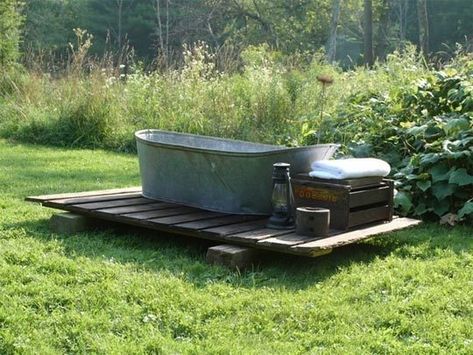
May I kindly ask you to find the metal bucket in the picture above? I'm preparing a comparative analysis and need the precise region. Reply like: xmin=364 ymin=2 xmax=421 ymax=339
xmin=135 ymin=129 xmax=338 ymax=215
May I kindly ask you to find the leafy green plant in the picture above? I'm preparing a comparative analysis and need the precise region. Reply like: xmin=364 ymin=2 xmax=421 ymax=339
xmin=336 ymin=62 xmax=473 ymax=224
xmin=392 ymin=69 xmax=473 ymax=225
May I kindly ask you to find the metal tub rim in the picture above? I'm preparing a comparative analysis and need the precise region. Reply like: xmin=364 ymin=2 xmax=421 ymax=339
xmin=135 ymin=129 xmax=340 ymax=158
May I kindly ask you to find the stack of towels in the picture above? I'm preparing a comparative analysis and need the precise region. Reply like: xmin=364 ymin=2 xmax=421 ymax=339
xmin=309 ymin=158 xmax=391 ymax=180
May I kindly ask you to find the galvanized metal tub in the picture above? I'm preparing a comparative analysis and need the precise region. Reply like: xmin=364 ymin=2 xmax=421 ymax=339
xmin=135 ymin=129 xmax=338 ymax=215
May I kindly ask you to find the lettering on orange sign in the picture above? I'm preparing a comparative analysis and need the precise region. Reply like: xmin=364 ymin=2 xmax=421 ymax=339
xmin=294 ymin=186 xmax=340 ymax=203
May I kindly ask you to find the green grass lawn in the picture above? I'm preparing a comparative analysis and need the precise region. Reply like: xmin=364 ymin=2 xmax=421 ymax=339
xmin=0 ymin=139 xmax=472 ymax=354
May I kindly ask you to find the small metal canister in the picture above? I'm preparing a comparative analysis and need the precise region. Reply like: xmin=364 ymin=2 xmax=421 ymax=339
xmin=296 ymin=207 xmax=330 ymax=238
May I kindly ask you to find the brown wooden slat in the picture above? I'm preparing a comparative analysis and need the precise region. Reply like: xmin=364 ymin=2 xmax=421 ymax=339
xmin=96 ymin=202 xmax=179 ymax=215
xmin=25 ymin=187 xmax=141 ymax=203
xmin=295 ymin=174 xmax=383 ymax=188
xmin=121 ymin=206 xmax=199 ymax=220
xmin=292 ymin=217 xmax=422 ymax=256
xmin=48 ymin=192 xmax=143 ymax=205
xmin=349 ymin=186 xmax=390 ymax=208
xmin=202 ymin=219 xmax=267 ymax=236
xmin=175 ymin=215 xmax=263 ymax=230
xmin=225 ymin=228 xmax=294 ymax=244
xmin=257 ymin=233 xmax=319 ymax=249
xmin=44 ymin=197 xmax=154 ymax=211
xmin=348 ymin=205 xmax=390 ymax=228
xmin=148 ymin=211 xmax=226 ymax=225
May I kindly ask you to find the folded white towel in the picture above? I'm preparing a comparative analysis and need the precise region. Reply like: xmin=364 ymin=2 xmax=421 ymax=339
xmin=309 ymin=158 xmax=391 ymax=180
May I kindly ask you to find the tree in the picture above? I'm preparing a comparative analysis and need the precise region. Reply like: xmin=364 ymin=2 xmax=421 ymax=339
xmin=374 ymin=0 xmax=389 ymax=59
xmin=225 ymin=0 xmax=332 ymax=54
xmin=0 ymin=0 xmax=23 ymax=67
xmin=326 ymin=0 xmax=342 ymax=62
xmin=417 ymin=0 xmax=429 ymax=56
xmin=363 ymin=0 xmax=373 ymax=66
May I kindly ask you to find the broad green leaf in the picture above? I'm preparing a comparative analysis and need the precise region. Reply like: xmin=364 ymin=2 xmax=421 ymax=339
xmin=458 ymin=202 xmax=473 ymax=219
xmin=431 ymin=182 xmax=457 ymax=200
xmin=430 ymin=164 xmax=452 ymax=183
xmin=394 ymin=191 xmax=413 ymax=213
xmin=445 ymin=117 xmax=469 ymax=135
xmin=463 ymin=97 xmax=473 ymax=111
xmin=449 ymin=168 xmax=473 ymax=186
xmin=406 ymin=125 xmax=427 ymax=136
xmin=416 ymin=180 xmax=431 ymax=191
xmin=425 ymin=126 xmax=442 ymax=139
xmin=414 ymin=203 xmax=430 ymax=216
xmin=448 ymin=150 xmax=471 ymax=159
xmin=432 ymin=200 xmax=450 ymax=217
xmin=420 ymin=153 xmax=440 ymax=166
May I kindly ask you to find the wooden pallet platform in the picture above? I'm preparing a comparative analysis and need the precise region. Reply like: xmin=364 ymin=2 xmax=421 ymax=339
xmin=26 ymin=187 xmax=422 ymax=257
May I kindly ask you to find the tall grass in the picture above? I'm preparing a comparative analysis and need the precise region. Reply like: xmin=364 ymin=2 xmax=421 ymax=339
xmin=0 ymin=42 xmax=430 ymax=153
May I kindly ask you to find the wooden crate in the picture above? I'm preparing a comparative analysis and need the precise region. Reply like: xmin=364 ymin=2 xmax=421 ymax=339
xmin=292 ymin=175 xmax=394 ymax=231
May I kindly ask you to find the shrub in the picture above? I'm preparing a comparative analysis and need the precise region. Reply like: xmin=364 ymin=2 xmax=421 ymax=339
xmin=333 ymin=57 xmax=473 ymax=225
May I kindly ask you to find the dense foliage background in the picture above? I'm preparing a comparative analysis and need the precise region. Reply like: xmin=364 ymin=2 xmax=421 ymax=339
xmin=20 ymin=0 xmax=473 ymax=68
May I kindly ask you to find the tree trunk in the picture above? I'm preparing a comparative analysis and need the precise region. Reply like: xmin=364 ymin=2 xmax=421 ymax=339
xmin=165 ymin=0 xmax=169 ymax=57
xmin=117 ymin=0 xmax=123 ymax=53
xmin=375 ymin=0 xmax=389 ymax=60
xmin=326 ymin=0 xmax=342 ymax=63
xmin=363 ymin=0 xmax=374 ymax=67
xmin=417 ymin=0 xmax=429 ymax=56
xmin=398 ymin=0 xmax=407 ymax=50
xmin=155 ymin=0 xmax=164 ymax=54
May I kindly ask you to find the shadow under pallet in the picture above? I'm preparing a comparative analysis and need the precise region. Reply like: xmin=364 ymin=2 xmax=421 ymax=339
xmin=26 ymin=187 xmax=421 ymax=258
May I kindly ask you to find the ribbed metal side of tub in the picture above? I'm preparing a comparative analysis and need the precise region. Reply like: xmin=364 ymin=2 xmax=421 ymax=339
xmin=136 ymin=130 xmax=338 ymax=215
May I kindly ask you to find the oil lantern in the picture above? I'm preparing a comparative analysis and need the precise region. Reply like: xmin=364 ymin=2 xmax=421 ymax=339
xmin=267 ymin=162 xmax=295 ymax=229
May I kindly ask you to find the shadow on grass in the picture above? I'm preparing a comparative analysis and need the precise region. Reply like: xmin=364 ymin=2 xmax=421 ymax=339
xmin=8 ymin=215 xmax=470 ymax=291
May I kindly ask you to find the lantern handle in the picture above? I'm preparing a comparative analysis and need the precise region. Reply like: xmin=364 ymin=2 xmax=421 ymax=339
xmin=286 ymin=169 xmax=294 ymax=223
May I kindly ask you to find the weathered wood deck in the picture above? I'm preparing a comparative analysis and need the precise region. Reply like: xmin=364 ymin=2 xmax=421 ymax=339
xmin=26 ymin=187 xmax=421 ymax=257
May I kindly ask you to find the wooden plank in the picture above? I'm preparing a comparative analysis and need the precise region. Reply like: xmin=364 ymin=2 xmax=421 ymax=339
xmin=349 ymin=186 xmax=390 ymax=208
xmin=295 ymin=174 xmax=383 ymax=188
xmin=292 ymin=217 xmax=422 ymax=256
xmin=97 ymin=202 xmax=179 ymax=215
xmin=148 ymin=211 xmax=226 ymax=225
xmin=26 ymin=187 xmax=141 ymax=203
xmin=175 ymin=215 xmax=263 ymax=230
xmin=202 ymin=220 xmax=267 ymax=236
xmin=44 ymin=197 xmax=153 ymax=211
xmin=348 ymin=205 xmax=390 ymax=228
xmin=121 ymin=206 xmax=199 ymax=220
xmin=225 ymin=228 xmax=294 ymax=244
xmin=46 ymin=192 xmax=143 ymax=205
xmin=257 ymin=233 xmax=320 ymax=249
